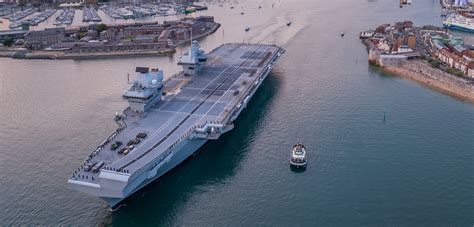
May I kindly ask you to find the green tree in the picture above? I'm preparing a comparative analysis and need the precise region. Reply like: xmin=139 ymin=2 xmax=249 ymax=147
xmin=446 ymin=67 xmax=465 ymax=78
xmin=429 ymin=59 xmax=441 ymax=68
xmin=2 ymin=39 xmax=14 ymax=47
xmin=96 ymin=24 xmax=108 ymax=33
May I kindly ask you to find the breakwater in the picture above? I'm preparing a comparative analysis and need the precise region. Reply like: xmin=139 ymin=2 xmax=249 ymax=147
xmin=384 ymin=60 xmax=474 ymax=102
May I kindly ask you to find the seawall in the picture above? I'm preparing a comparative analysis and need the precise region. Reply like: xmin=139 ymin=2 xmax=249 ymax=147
xmin=383 ymin=60 xmax=474 ymax=102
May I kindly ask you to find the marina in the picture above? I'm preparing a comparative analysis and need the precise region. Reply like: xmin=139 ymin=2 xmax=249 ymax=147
xmin=82 ymin=6 xmax=101 ymax=22
xmin=6 ymin=8 xmax=38 ymax=29
xmin=0 ymin=2 xmax=206 ymax=30
xmin=0 ymin=7 xmax=14 ymax=17
xmin=4 ymin=8 xmax=36 ymax=21
xmin=100 ymin=4 xmax=179 ymax=19
xmin=53 ymin=8 xmax=75 ymax=25
xmin=10 ymin=8 xmax=57 ymax=28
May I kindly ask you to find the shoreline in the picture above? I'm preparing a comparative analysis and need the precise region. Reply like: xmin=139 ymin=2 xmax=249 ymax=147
xmin=0 ymin=23 xmax=221 ymax=60
xmin=379 ymin=62 xmax=474 ymax=102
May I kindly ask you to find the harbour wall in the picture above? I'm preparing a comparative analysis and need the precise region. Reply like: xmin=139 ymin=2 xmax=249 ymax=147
xmin=383 ymin=60 xmax=474 ymax=102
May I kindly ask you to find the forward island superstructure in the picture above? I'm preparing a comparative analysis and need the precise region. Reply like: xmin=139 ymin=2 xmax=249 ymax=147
xmin=68 ymin=42 xmax=284 ymax=208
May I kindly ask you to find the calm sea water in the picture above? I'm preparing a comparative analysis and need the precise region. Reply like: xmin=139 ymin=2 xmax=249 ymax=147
xmin=1 ymin=0 xmax=473 ymax=225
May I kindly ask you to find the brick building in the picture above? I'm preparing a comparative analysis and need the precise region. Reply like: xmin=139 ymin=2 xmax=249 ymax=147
xmin=25 ymin=27 xmax=65 ymax=49
xmin=123 ymin=25 xmax=165 ymax=37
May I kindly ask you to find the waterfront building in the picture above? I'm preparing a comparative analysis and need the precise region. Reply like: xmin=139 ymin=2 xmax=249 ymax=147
xmin=431 ymin=35 xmax=464 ymax=46
xmin=70 ymin=42 xmax=167 ymax=54
xmin=462 ymin=50 xmax=474 ymax=62
xmin=173 ymin=27 xmax=191 ymax=40
xmin=375 ymin=24 xmax=390 ymax=34
xmin=48 ymin=42 xmax=77 ymax=50
xmin=100 ymin=29 xmax=117 ymax=41
xmin=133 ymin=34 xmax=157 ymax=43
xmin=468 ymin=68 xmax=474 ymax=78
xmin=85 ymin=30 xmax=98 ymax=39
xmin=407 ymin=33 xmax=416 ymax=49
xmin=377 ymin=40 xmax=391 ymax=52
xmin=430 ymin=35 xmax=474 ymax=76
xmin=435 ymin=47 xmax=473 ymax=75
xmin=0 ymin=29 xmax=27 ymax=42
xmin=453 ymin=44 xmax=467 ymax=56
xmin=397 ymin=45 xmax=414 ymax=53
xmin=195 ymin=16 xmax=215 ymax=23
xmin=25 ymin=27 xmax=65 ymax=49
xmin=123 ymin=25 xmax=165 ymax=36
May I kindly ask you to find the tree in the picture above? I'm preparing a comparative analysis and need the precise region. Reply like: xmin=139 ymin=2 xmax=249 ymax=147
xmin=2 ymin=39 xmax=14 ymax=47
xmin=96 ymin=24 xmax=108 ymax=33
xmin=446 ymin=67 xmax=465 ymax=78
xmin=429 ymin=59 xmax=441 ymax=68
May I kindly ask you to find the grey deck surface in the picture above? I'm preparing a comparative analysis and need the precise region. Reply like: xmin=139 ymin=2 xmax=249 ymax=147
xmin=75 ymin=43 xmax=280 ymax=181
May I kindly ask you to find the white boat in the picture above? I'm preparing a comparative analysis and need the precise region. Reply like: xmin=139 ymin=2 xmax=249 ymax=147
xmin=289 ymin=142 xmax=307 ymax=168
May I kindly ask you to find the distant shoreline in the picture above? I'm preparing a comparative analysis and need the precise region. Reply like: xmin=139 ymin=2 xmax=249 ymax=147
xmin=0 ymin=23 xmax=221 ymax=60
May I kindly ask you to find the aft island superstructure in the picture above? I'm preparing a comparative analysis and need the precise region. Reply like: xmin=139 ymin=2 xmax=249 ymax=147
xmin=68 ymin=41 xmax=284 ymax=208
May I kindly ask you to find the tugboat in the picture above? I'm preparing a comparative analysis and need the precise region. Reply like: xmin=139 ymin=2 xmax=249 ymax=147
xmin=289 ymin=142 xmax=307 ymax=168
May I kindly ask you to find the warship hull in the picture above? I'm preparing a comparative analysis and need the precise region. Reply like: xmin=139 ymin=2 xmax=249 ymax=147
xmin=103 ymin=138 xmax=207 ymax=209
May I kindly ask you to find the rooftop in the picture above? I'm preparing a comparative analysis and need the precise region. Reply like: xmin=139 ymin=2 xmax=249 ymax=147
xmin=0 ymin=30 xmax=28 ymax=36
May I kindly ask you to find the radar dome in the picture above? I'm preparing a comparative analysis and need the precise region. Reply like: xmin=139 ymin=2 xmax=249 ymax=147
xmin=151 ymin=79 xmax=158 ymax=85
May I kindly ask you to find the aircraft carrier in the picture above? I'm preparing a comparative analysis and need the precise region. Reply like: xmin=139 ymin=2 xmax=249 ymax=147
xmin=68 ymin=41 xmax=284 ymax=209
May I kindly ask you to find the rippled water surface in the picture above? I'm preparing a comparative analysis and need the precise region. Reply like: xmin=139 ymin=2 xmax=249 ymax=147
xmin=1 ymin=0 xmax=473 ymax=225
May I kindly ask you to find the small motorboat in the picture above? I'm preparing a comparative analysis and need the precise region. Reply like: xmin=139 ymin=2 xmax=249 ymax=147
xmin=340 ymin=32 xmax=345 ymax=37
xmin=286 ymin=21 xmax=291 ymax=26
xmin=245 ymin=27 xmax=250 ymax=32
xmin=289 ymin=142 xmax=307 ymax=168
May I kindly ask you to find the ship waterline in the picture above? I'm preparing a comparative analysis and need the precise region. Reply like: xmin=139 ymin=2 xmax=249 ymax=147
xmin=68 ymin=42 xmax=284 ymax=208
